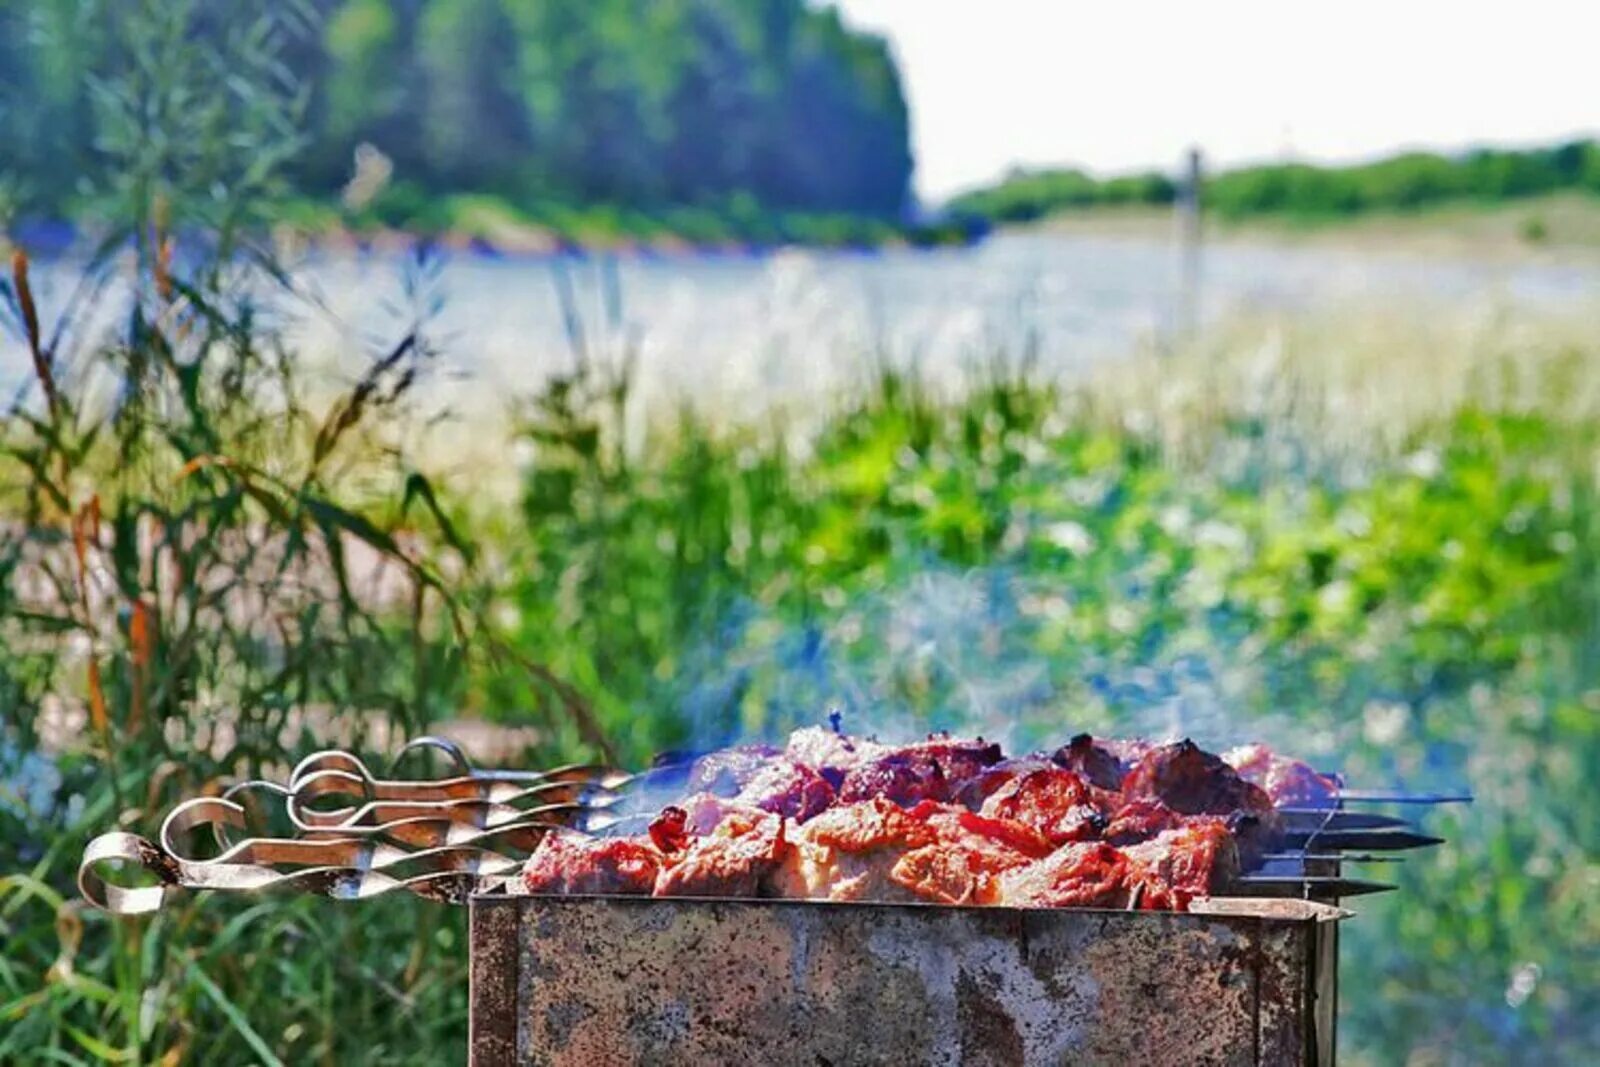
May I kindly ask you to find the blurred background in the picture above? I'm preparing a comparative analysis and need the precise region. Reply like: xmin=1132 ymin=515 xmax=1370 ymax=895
xmin=1 ymin=1 xmax=1596 ymax=1063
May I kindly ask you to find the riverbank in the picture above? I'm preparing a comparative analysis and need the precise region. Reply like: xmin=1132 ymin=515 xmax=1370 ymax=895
xmin=1021 ymin=192 xmax=1600 ymax=260
xmin=2 ymin=192 xmax=982 ymax=261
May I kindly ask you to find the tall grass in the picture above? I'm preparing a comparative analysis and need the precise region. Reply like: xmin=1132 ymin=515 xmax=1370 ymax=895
xmin=0 ymin=6 xmax=582 ymax=1063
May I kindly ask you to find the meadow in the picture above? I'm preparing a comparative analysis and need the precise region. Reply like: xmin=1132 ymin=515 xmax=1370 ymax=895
xmin=2 ymin=241 xmax=1596 ymax=1063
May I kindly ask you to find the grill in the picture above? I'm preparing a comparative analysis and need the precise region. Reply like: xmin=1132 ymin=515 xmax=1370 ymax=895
xmin=468 ymin=894 xmax=1342 ymax=1066
xmin=79 ymin=736 xmax=1464 ymax=1066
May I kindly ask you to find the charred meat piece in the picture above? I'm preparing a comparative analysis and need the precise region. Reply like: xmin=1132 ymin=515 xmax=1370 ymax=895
xmin=1121 ymin=740 xmax=1275 ymax=819
xmin=1101 ymin=797 xmax=1187 ymax=846
xmin=654 ymin=810 xmax=790 ymax=898
xmin=1222 ymin=743 xmax=1342 ymax=808
xmin=1049 ymin=734 xmax=1130 ymax=792
xmin=672 ymin=792 xmax=772 ymax=837
xmin=999 ymin=842 xmax=1131 ymax=909
xmin=770 ymin=797 xmax=937 ymax=902
xmin=978 ymin=768 xmax=1109 ymax=845
xmin=521 ymin=830 xmax=662 ymax=896
xmin=1121 ymin=820 xmax=1239 ymax=911
xmin=647 ymin=806 xmax=690 ymax=854
xmin=952 ymin=756 xmax=1055 ymax=809
xmin=889 ymin=804 xmax=1053 ymax=904
xmin=837 ymin=736 xmax=1004 ymax=807
xmin=735 ymin=758 xmax=836 ymax=822
xmin=890 ymin=845 xmax=1003 ymax=905
xmin=783 ymin=727 xmax=889 ymax=788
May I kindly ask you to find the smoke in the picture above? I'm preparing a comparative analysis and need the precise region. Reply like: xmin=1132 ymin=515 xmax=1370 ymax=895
xmin=655 ymin=557 xmax=1347 ymax=770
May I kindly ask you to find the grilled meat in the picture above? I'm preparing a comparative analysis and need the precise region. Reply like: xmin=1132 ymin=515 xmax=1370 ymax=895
xmin=655 ymin=809 xmax=790 ymax=898
xmin=769 ymin=797 xmax=935 ymax=902
xmin=521 ymin=830 xmax=662 ymax=896
xmin=836 ymin=736 xmax=1004 ymax=807
xmin=520 ymin=726 xmax=1333 ymax=912
xmin=1049 ymin=734 xmax=1130 ymax=791
xmin=999 ymin=842 xmax=1131 ymax=909
xmin=1121 ymin=821 xmax=1239 ymax=911
xmin=1223 ymin=743 xmax=1342 ymax=808
xmin=1121 ymin=740 xmax=1275 ymax=818
xmin=978 ymin=767 xmax=1109 ymax=845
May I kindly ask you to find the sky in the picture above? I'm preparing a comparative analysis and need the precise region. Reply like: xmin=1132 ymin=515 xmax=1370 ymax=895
xmin=833 ymin=0 xmax=1600 ymax=203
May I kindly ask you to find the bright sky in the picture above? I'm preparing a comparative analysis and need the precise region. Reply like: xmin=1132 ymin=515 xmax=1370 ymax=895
xmin=834 ymin=0 xmax=1600 ymax=202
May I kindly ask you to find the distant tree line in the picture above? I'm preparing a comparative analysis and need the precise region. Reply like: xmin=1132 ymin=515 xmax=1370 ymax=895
xmin=0 ymin=0 xmax=913 ymax=224
xmin=951 ymin=142 xmax=1600 ymax=224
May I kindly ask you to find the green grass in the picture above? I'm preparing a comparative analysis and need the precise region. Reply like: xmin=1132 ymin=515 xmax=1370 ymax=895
xmin=949 ymin=138 xmax=1600 ymax=232
xmin=264 ymin=187 xmax=973 ymax=252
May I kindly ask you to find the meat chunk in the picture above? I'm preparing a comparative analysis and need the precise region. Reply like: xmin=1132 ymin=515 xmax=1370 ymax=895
xmin=1222 ymin=743 xmax=1342 ymax=808
xmin=654 ymin=810 xmax=790 ymax=898
xmin=1050 ymin=733 xmax=1131 ymax=791
xmin=770 ymin=797 xmax=936 ymax=902
xmin=837 ymin=736 xmax=1003 ymax=807
xmin=784 ymin=727 xmax=889 ymax=787
xmin=952 ymin=756 xmax=1055 ymax=809
xmin=889 ymin=845 xmax=1003 ymax=905
xmin=521 ymin=830 xmax=662 ymax=896
xmin=1101 ymin=797 xmax=1187 ymax=846
xmin=1121 ymin=821 xmax=1238 ymax=911
xmin=999 ymin=843 xmax=1131 ymax=909
xmin=910 ymin=802 xmax=1055 ymax=866
xmin=1121 ymin=740 xmax=1274 ymax=818
xmin=978 ymin=768 xmax=1108 ymax=845
xmin=647 ymin=806 xmax=690 ymax=854
xmin=734 ymin=758 xmax=836 ymax=822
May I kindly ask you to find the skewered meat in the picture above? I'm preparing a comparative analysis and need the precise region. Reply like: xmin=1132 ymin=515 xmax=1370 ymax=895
xmin=740 ymin=759 xmax=836 ymax=822
xmin=1121 ymin=740 xmax=1274 ymax=818
xmin=1121 ymin=821 xmax=1238 ymax=911
xmin=978 ymin=768 xmax=1108 ymax=845
xmin=999 ymin=842 xmax=1130 ymax=909
xmin=1100 ymin=797 xmax=1185 ymax=846
xmin=770 ymin=797 xmax=936 ymax=902
xmin=952 ymin=756 xmax=1055 ymax=809
xmin=1223 ymin=743 xmax=1342 ymax=808
xmin=655 ymin=809 xmax=790 ymax=898
xmin=784 ymin=727 xmax=889 ymax=787
xmin=522 ymin=830 xmax=662 ymax=896
xmin=836 ymin=736 xmax=1003 ymax=807
xmin=1049 ymin=734 xmax=1129 ymax=791
xmin=520 ymin=725 xmax=1336 ymax=912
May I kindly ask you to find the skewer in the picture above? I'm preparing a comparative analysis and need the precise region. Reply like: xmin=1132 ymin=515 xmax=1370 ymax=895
xmin=1276 ymin=810 xmax=1413 ymax=831
xmin=1232 ymin=876 xmax=1396 ymax=898
xmin=1255 ymin=852 xmax=1405 ymax=864
xmin=1332 ymin=789 xmax=1473 ymax=805
xmin=1278 ymin=829 xmax=1444 ymax=851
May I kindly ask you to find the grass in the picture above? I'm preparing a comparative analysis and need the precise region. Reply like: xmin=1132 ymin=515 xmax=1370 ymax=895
xmin=3 ymin=248 xmax=1597 ymax=1065
xmin=1031 ymin=191 xmax=1600 ymax=257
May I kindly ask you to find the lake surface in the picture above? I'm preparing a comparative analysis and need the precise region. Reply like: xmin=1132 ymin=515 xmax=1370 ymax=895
xmin=9 ymin=230 xmax=1599 ymax=414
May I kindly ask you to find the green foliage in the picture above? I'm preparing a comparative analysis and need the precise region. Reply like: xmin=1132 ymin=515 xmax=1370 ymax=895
xmin=951 ymin=140 xmax=1600 ymax=225
xmin=0 ymin=8 xmax=570 ymax=1062
xmin=1 ymin=0 xmax=915 ymax=228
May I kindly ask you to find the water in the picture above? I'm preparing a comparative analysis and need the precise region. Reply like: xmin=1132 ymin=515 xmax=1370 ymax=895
xmin=8 ymin=230 xmax=1598 ymax=414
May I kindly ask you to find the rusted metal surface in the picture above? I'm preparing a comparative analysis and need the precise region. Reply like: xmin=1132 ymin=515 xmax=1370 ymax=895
xmin=469 ymin=894 xmax=1342 ymax=1067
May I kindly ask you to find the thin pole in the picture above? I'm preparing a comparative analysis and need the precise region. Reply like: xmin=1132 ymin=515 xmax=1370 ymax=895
xmin=1176 ymin=146 xmax=1204 ymax=342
